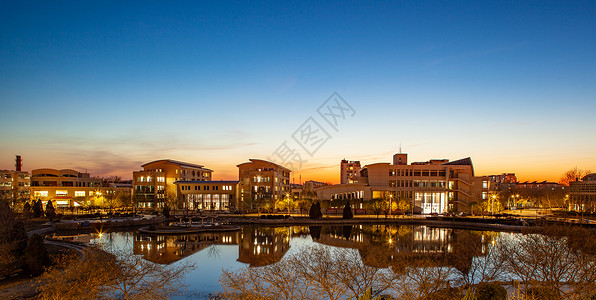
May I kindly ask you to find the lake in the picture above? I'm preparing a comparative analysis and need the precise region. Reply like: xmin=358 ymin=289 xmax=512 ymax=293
xmin=59 ymin=224 xmax=519 ymax=299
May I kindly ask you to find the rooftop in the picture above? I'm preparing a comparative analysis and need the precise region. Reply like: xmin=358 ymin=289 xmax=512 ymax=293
xmin=142 ymin=159 xmax=212 ymax=171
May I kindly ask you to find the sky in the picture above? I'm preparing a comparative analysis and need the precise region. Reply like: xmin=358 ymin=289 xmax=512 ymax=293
xmin=1 ymin=1 xmax=595 ymax=183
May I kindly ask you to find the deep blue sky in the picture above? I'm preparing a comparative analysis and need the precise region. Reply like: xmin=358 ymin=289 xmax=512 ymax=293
xmin=1 ymin=1 xmax=595 ymax=182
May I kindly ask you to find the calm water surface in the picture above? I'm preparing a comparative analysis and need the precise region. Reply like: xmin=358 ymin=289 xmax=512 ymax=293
xmin=62 ymin=225 xmax=515 ymax=299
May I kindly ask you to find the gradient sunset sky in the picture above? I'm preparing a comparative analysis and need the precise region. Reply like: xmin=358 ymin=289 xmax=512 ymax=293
xmin=1 ymin=1 xmax=595 ymax=183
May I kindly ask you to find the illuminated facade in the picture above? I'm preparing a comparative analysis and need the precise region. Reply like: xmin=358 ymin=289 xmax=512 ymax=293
xmin=132 ymin=159 xmax=213 ymax=208
xmin=317 ymin=153 xmax=490 ymax=213
xmin=29 ymin=168 xmax=130 ymax=207
xmin=569 ymin=173 xmax=596 ymax=212
xmin=175 ymin=180 xmax=239 ymax=211
xmin=340 ymin=159 xmax=361 ymax=184
xmin=0 ymin=169 xmax=30 ymax=206
xmin=237 ymin=159 xmax=291 ymax=210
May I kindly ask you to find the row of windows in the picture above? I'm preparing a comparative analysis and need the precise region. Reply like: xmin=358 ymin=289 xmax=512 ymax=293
xmin=388 ymin=180 xmax=447 ymax=188
xmin=181 ymin=169 xmax=210 ymax=177
xmin=254 ymin=176 xmax=271 ymax=182
xmin=180 ymin=185 xmax=233 ymax=191
xmin=388 ymin=170 xmax=447 ymax=177
xmin=31 ymin=181 xmax=97 ymax=187
xmin=32 ymin=190 xmax=103 ymax=197
xmin=1 ymin=174 xmax=26 ymax=179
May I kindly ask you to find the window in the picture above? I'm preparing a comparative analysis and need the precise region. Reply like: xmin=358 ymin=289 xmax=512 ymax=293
xmin=483 ymin=181 xmax=488 ymax=189
xmin=34 ymin=191 xmax=49 ymax=197
xmin=56 ymin=190 xmax=68 ymax=196
xmin=157 ymin=177 xmax=165 ymax=182
xmin=75 ymin=191 xmax=85 ymax=197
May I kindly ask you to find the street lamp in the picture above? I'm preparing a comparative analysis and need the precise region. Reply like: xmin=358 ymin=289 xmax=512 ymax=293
xmin=491 ymin=194 xmax=496 ymax=215
xmin=389 ymin=193 xmax=393 ymax=218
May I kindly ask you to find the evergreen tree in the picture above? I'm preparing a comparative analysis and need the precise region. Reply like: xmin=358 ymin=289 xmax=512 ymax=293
xmin=23 ymin=201 xmax=32 ymax=218
xmin=309 ymin=202 xmax=322 ymax=219
xmin=33 ymin=199 xmax=43 ymax=218
xmin=24 ymin=233 xmax=51 ymax=277
xmin=45 ymin=200 xmax=56 ymax=220
xmin=343 ymin=203 xmax=353 ymax=219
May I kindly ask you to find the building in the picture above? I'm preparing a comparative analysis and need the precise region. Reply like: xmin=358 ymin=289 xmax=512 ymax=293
xmin=175 ymin=180 xmax=239 ymax=211
xmin=317 ymin=153 xmax=490 ymax=214
xmin=487 ymin=173 xmax=517 ymax=184
xmin=569 ymin=173 xmax=596 ymax=212
xmin=237 ymin=159 xmax=291 ymax=210
xmin=0 ymin=155 xmax=31 ymax=207
xmin=29 ymin=168 xmax=130 ymax=207
xmin=0 ymin=169 xmax=30 ymax=206
xmin=132 ymin=159 xmax=213 ymax=208
xmin=340 ymin=159 xmax=362 ymax=184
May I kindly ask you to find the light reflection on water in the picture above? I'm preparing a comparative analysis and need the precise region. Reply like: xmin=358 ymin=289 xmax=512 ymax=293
xmin=72 ymin=225 xmax=506 ymax=299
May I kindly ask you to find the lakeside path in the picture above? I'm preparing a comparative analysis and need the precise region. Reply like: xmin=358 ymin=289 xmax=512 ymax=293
xmin=213 ymin=214 xmax=596 ymax=231
xmin=217 ymin=215 xmax=531 ymax=232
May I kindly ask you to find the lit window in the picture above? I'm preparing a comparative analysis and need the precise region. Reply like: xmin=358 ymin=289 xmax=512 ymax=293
xmin=34 ymin=191 xmax=49 ymax=197
xmin=75 ymin=191 xmax=85 ymax=197
xmin=56 ymin=190 xmax=68 ymax=196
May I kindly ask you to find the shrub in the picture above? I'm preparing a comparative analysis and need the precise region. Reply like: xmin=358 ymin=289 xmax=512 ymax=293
xmin=475 ymin=282 xmax=507 ymax=300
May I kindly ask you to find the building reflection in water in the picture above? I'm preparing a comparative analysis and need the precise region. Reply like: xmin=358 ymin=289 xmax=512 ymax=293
xmin=131 ymin=224 xmax=496 ymax=273
xmin=312 ymin=224 xmax=495 ymax=272
xmin=238 ymin=226 xmax=291 ymax=267
xmin=133 ymin=226 xmax=295 ymax=267
xmin=133 ymin=231 xmax=241 ymax=264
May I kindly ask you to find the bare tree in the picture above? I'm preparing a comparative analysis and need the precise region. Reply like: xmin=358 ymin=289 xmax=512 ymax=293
xmin=39 ymin=248 xmax=194 ymax=300
xmin=220 ymin=245 xmax=402 ymax=300
xmin=559 ymin=167 xmax=591 ymax=186
xmin=500 ymin=226 xmax=596 ymax=299
xmin=39 ymin=250 xmax=114 ymax=300
xmin=391 ymin=257 xmax=455 ymax=300
xmin=449 ymin=232 xmax=506 ymax=288
xmin=109 ymin=250 xmax=193 ymax=300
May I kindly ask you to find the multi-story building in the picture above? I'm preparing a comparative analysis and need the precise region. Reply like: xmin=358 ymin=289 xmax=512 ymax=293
xmin=237 ymin=159 xmax=291 ymax=210
xmin=29 ymin=168 xmax=130 ymax=207
xmin=487 ymin=173 xmax=517 ymax=184
xmin=569 ymin=173 xmax=596 ymax=212
xmin=317 ymin=153 xmax=490 ymax=214
xmin=0 ymin=155 xmax=31 ymax=207
xmin=340 ymin=159 xmax=361 ymax=184
xmin=132 ymin=159 xmax=212 ymax=208
xmin=0 ymin=170 xmax=30 ymax=206
xmin=175 ymin=180 xmax=239 ymax=211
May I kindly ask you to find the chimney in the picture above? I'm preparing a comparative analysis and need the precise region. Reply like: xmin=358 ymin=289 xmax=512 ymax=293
xmin=15 ymin=155 xmax=22 ymax=171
